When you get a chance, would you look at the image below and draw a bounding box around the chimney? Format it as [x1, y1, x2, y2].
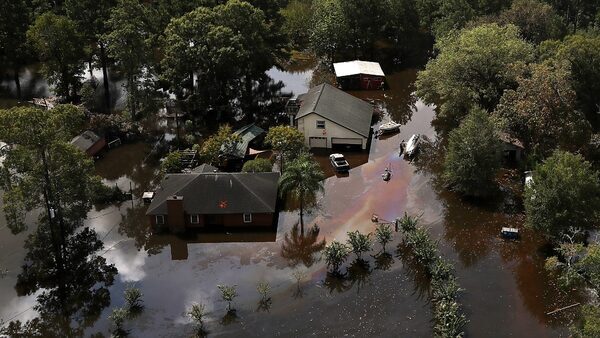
[167, 195, 186, 233]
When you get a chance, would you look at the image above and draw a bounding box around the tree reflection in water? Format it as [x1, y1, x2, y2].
[119, 203, 166, 256]
[3, 226, 117, 337]
[347, 259, 373, 294]
[280, 224, 326, 268]
[373, 252, 394, 271]
[395, 243, 431, 301]
[220, 311, 238, 326]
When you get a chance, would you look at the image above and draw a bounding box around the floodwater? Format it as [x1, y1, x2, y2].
[0, 65, 582, 337]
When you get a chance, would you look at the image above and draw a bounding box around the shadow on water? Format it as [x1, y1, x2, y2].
[280, 224, 326, 268]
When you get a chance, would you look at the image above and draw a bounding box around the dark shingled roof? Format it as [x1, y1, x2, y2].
[70, 130, 102, 152]
[146, 172, 280, 215]
[295, 83, 373, 138]
[192, 164, 219, 173]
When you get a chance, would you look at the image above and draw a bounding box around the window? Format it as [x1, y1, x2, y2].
[316, 120, 326, 129]
[155, 215, 165, 225]
[190, 214, 200, 224]
[243, 213, 252, 223]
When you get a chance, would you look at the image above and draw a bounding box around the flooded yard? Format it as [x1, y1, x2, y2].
[0, 67, 581, 337]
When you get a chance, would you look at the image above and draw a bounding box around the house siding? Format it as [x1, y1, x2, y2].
[297, 113, 367, 150]
[147, 212, 274, 231]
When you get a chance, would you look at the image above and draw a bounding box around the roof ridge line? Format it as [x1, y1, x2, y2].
[311, 83, 326, 113]
[231, 174, 274, 212]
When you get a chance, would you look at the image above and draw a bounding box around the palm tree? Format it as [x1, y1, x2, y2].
[279, 154, 325, 234]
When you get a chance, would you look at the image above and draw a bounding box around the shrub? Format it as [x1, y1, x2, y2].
[346, 231, 372, 259]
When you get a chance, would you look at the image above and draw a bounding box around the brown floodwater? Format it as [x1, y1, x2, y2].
[0, 67, 582, 337]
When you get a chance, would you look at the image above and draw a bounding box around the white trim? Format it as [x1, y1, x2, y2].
[243, 213, 252, 223]
[156, 215, 165, 225]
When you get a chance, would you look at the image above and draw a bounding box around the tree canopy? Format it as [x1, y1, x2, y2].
[524, 151, 600, 239]
[416, 23, 534, 124]
[27, 12, 86, 99]
[493, 61, 590, 156]
[443, 107, 502, 196]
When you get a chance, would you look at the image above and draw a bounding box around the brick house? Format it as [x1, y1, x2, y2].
[146, 169, 279, 233]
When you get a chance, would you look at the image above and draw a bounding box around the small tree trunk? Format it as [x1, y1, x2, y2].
[13, 68, 21, 100]
[100, 44, 111, 113]
[88, 59, 94, 80]
[299, 198, 304, 235]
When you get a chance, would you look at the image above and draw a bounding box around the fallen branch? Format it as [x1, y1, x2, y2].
[546, 303, 581, 316]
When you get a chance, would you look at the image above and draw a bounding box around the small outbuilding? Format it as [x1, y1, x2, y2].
[219, 123, 266, 171]
[333, 60, 385, 90]
[294, 83, 374, 150]
[499, 132, 524, 163]
[70, 130, 106, 157]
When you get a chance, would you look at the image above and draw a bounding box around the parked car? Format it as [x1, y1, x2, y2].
[329, 153, 350, 172]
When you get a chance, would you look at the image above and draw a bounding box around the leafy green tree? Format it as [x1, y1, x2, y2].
[256, 281, 271, 303]
[416, 23, 534, 124]
[339, 0, 386, 58]
[104, 0, 152, 118]
[109, 307, 128, 337]
[443, 107, 502, 197]
[198, 125, 241, 166]
[124, 286, 143, 311]
[542, 33, 600, 129]
[546, 0, 600, 32]
[0, 0, 33, 99]
[346, 231, 372, 260]
[497, 0, 565, 44]
[324, 240, 350, 274]
[265, 125, 306, 172]
[241, 158, 273, 173]
[161, 151, 184, 174]
[375, 223, 393, 252]
[27, 12, 86, 99]
[574, 304, 600, 338]
[281, 0, 313, 48]
[0, 105, 117, 336]
[217, 284, 238, 312]
[161, 0, 279, 118]
[279, 154, 325, 233]
[65, 0, 116, 112]
[431, 0, 475, 39]
[309, 0, 347, 62]
[494, 61, 590, 156]
[187, 303, 207, 333]
[524, 151, 600, 239]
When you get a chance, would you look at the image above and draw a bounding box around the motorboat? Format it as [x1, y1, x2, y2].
[404, 134, 421, 157]
[378, 121, 401, 135]
[500, 227, 519, 239]
[329, 153, 350, 172]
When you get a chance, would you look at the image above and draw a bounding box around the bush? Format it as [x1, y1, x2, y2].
[346, 231, 372, 259]
[217, 284, 238, 312]
[242, 158, 273, 173]
[187, 303, 207, 330]
[124, 286, 143, 311]
[161, 151, 184, 174]
[323, 240, 350, 274]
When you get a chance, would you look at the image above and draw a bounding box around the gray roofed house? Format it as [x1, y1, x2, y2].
[146, 171, 280, 233]
[294, 83, 374, 150]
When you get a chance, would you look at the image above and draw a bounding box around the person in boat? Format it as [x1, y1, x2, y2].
[399, 140, 405, 155]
